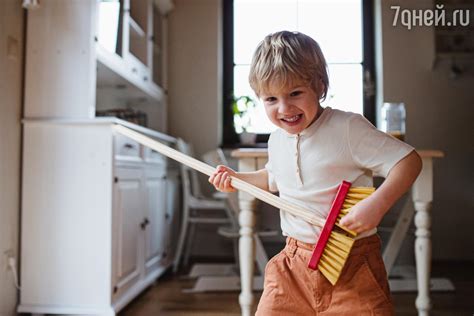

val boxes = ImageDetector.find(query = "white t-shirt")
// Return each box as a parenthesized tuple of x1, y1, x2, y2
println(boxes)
(265, 107, 414, 244)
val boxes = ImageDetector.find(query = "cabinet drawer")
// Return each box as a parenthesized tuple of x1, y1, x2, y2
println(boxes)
(114, 134, 141, 160)
(143, 146, 166, 164)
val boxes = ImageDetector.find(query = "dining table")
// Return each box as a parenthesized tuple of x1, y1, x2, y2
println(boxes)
(231, 148, 445, 316)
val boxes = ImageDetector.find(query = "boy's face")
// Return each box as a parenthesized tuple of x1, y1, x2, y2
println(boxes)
(260, 84, 320, 135)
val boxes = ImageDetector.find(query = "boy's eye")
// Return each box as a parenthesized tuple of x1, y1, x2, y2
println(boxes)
(290, 90, 302, 97)
(265, 96, 277, 103)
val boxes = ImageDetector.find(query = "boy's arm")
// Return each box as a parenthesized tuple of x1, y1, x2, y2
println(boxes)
(208, 165, 270, 192)
(339, 150, 422, 233)
(236, 169, 270, 191)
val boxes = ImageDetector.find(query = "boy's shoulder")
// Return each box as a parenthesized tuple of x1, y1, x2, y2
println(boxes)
(324, 108, 371, 130)
(327, 107, 361, 122)
(305, 107, 363, 132)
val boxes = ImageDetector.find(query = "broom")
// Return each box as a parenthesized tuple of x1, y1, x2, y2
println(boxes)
(307, 181, 375, 284)
(114, 125, 375, 285)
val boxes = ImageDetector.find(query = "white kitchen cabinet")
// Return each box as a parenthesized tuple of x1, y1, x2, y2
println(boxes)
(25, 0, 173, 132)
(112, 166, 144, 299)
(20, 0, 178, 314)
(96, 0, 168, 106)
(19, 119, 179, 315)
(111, 157, 171, 303)
(143, 166, 169, 276)
(111, 133, 178, 311)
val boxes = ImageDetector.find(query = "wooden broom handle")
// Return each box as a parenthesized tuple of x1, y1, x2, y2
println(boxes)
(114, 125, 325, 228)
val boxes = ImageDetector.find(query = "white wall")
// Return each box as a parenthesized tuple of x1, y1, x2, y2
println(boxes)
(0, 1, 23, 314)
(167, 0, 227, 257)
(377, 0, 474, 260)
(168, 0, 222, 158)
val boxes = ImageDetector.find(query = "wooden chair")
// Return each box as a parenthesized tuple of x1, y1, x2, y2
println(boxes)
(182, 148, 277, 292)
(172, 139, 234, 273)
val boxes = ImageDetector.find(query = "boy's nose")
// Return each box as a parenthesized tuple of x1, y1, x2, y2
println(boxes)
(277, 99, 294, 113)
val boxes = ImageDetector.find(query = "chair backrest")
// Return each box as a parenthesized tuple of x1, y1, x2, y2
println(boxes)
(202, 147, 227, 167)
(201, 148, 240, 218)
(176, 138, 203, 200)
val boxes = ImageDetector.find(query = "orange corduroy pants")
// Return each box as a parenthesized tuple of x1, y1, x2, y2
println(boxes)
(256, 234, 394, 316)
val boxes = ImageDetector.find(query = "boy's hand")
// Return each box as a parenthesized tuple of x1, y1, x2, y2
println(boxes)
(338, 197, 384, 234)
(339, 151, 422, 235)
(208, 165, 237, 193)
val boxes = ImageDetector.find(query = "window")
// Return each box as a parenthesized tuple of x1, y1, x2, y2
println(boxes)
(222, 0, 375, 146)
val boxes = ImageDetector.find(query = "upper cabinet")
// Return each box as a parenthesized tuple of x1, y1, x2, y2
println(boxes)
(24, 0, 98, 118)
(96, 0, 170, 99)
(24, 0, 173, 132)
(96, 0, 173, 132)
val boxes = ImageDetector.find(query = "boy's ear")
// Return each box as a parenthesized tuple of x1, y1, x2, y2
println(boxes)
(313, 79, 323, 98)
(316, 79, 326, 99)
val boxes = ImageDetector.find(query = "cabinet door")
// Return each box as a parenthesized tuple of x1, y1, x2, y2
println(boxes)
(112, 166, 144, 298)
(162, 168, 180, 263)
(143, 165, 167, 275)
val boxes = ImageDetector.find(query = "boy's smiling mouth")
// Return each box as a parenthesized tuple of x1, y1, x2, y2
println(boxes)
(281, 114, 303, 124)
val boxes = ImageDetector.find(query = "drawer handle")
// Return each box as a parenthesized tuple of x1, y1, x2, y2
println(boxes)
(141, 218, 150, 230)
(124, 143, 135, 149)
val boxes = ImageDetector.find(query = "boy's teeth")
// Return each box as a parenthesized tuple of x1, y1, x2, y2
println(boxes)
(283, 115, 301, 122)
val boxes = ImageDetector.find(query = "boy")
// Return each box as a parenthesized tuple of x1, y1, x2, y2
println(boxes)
(209, 31, 421, 315)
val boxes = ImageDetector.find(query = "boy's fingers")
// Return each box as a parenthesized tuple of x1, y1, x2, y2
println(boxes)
(339, 215, 351, 227)
(225, 175, 233, 189)
(219, 172, 229, 189)
(208, 168, 236, 192)
(342, 218, 364, 233)
(216, 165, 227, 173)
(208, 173, 215, 183)
(212, 172, 222, 187)
(340, 216, 359, 231)
(217, 165, 236, 176)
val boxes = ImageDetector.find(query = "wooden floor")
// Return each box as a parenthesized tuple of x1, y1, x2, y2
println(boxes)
(119, 261, 474, 316)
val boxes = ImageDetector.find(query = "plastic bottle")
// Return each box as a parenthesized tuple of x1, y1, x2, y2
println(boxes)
(381, 102, 406, 141)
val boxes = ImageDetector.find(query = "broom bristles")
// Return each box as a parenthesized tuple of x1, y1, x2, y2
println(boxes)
(309, 183, 375, 285)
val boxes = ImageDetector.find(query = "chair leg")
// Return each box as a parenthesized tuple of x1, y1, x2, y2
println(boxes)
(183, 222, 196, 268)
(173, 204, 190, 273)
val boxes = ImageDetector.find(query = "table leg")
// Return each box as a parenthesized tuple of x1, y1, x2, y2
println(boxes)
(414, 201, 432, 316)
(238, 199, 256, 316)
(412, 157, 434, 316)
(236, 157, 261, 315)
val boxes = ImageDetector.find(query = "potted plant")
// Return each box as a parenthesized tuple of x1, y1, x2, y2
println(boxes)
(232, 95, 258, 145)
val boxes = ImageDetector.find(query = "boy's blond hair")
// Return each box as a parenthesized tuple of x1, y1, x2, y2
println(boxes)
(249, 31, 329, 101)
